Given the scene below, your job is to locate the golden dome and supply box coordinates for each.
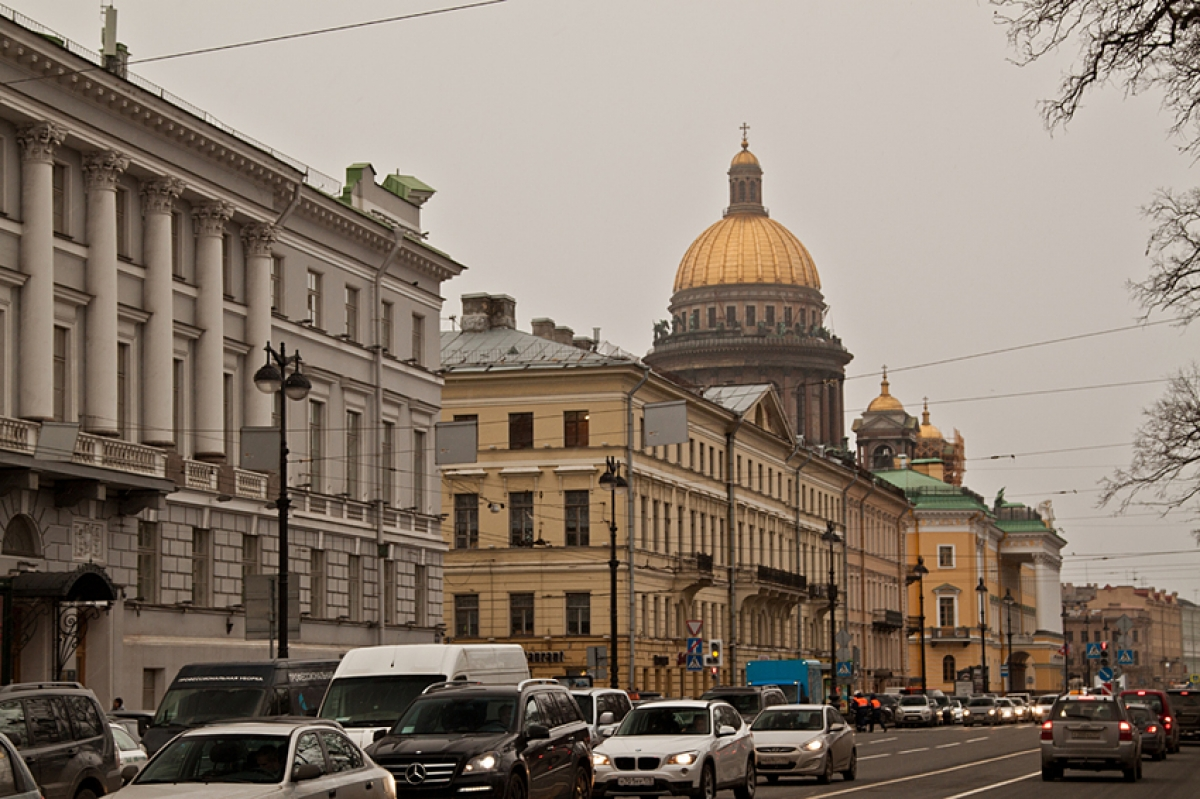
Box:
[918,400,943,440]
[674,214,820,291]
[731,143,760,167]
[867,371,904,413]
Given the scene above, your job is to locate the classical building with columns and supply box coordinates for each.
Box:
[0,11,462,708]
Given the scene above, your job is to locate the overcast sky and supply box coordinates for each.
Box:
[24,0,1200,602]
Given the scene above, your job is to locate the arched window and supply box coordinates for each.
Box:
[872,445,895,471]
[942,655,956,683]
[3,515,41,557]
[737,181,746,202]
[750,181,758,201]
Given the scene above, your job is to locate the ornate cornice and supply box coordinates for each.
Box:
[140,177,185,214]
[193,200,234,237]
[81,150,129,190]
[16,121,66,163]
[240,222,278,257]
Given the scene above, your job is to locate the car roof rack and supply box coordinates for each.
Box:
[421,681,484,694]
[0,682,85,693]
[517,678,564,691]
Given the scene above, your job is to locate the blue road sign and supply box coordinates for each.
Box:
[686,637,702,655]
[1086,642,1103,660]
[1117,649,1134,666]
[1097,666,1114,682]
[1001,666,1009,678]
[686,653,703,672]
[836,661,853,678]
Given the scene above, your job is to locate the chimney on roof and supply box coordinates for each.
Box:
[553,326,574,346]
[531,318,556,341]
[460,293,516,332]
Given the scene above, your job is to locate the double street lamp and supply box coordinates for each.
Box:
[822,521,841,697]
[599,456,627,689]
[908,556,929,693]
[976,578,989,694]
[1002,589,1016,694]
[253,341,312,659]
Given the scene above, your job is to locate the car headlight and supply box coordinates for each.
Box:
[463,752,501,773]
[987,709,995,715]
[802,739,824,752]
[665,751,699,767]
[592,753,611,767]
[963,710,971,716]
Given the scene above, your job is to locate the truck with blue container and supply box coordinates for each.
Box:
[745,658,823,703]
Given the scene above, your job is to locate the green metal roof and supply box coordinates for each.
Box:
[873,469,990,512]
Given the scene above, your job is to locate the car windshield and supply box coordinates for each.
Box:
[319,675,444,728]
[703,694,760,715]
[1037,695,1058,706]
[1169,691,1200,707]
[1123,694,1163,714]
[390,697,516,735]
[751,709,823,732]
[1054,701,1116,721]
[616,707,710,736]
[899,696,927,706]
[1125,705,1153,725]
[967,698,994,707]
[135,733,290,785]
[151,688,265,728]
[571,695,594,724]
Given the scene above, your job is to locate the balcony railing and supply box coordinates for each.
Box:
[757,566,807,591]
[929,626,974,641]
[872,609,904,629]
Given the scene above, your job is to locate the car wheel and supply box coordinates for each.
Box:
[841,748,857,781]
[571,766,592,799]
[1137,757,1143,780]
[1122,763,1138,783]
[733,759,755,799]
[1041,763,1060,781]
[503,773,528,799]
[74,790,99,799]
[692,762,716,799]
[1154,749,1166,761]
[815,755,833,785]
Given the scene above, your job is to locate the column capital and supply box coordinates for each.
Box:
[16,122,66,164]
[81,150,130,191]
[140,177,186,214]
[241,222,279,257]
[193,200,234,237]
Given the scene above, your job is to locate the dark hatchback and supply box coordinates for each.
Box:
[366,679,592,799]
[1166,689,1200,742]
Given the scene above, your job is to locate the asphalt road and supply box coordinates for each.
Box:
[749,722,1199,799]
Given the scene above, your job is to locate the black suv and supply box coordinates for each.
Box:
[700,685,787,725]
[0,682,124,799]
[366,678,592,799]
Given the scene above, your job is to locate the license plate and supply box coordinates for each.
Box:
[758,757,789,766]
[618,777,655,787]
[1072,730,1101,740]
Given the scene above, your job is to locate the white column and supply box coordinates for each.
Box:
[1034,556,1063,633]
[16,122,66,421]
[193,200,233,461]
[139,178,184,447]
[81,151,130,436]
[241,223,277,429]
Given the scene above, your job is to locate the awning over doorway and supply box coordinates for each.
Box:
[11,563,118,603]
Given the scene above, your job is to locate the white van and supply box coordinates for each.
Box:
[317,644,529,746]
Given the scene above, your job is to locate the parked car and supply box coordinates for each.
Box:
[571,687,634,745]
[947,699,964,724]
[894,695,937,727]
[1125,703,1167,761]
[368,678,591,799]
[750,704,856,785]
[110,722,148,773]
[592,699,755,799]
[0,682,125,799]
[1041,694,1141,782]
[0,731,42,799]
[699,685,787,726]
[1030,694,1059,723]
[1166,688,1200,741]
[963,696,1001,727]
[1119,689,1180,754]
[120,717,394,799]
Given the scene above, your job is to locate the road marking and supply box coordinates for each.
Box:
[936,742,961,749]
[898,747,929,754]
[813,748,1038,798]
[965,737,988,743]
[862,736,897,745]
[940,771,1040,798]
[857,753,891,761]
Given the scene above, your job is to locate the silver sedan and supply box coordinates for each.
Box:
[750,704,857,785]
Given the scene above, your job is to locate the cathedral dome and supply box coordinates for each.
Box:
[918,400,943,440]
[867,372,904,413]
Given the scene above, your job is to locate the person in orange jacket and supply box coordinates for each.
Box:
[869,693,885,732]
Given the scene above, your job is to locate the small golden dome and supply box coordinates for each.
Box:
[731,143,760,167]
[867,371,904,413]
[918,399,943,439]
[673,213,820,291]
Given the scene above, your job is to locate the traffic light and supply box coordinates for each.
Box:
[706,639,723,667]
[1100,641,1109,668]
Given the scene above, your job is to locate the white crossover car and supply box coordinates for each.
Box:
[750,704,856,784]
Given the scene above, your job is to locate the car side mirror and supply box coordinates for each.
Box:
[526,723,550,740]
[829,722,845,732]
[373,729,388,743]
[120,764,140,785]
[292,763,324,782]
[598,711,615,725]
[717,725,737,737]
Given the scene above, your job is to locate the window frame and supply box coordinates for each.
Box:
[563,410,589,448]
[937,545,955,569]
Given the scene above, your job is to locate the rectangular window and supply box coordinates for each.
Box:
[726,306,736,326]
[52,163,67,235]
[455,594,479,638]
[745,305,756,327]
[310,550,327,617]
[191,527,210,606]
[413,429,426,511]
[306,270,322,328]
[222,233,233,299]
[344,286,359,342]
[938,545,954,568]
[765,305,775,326]
[115,186,129,258]
[509,412,534,450]
[414,564,427,626]
[381,421,395,506]
[348,555,362,622]
[511,593,534,637]
[241,534,259,580]
[383,560,397,626]
[509,491,534,547]
[345,410,361,498]
[564,410,589,448]
[454,493,479,549]
[137,521,158,602]
[707,307,716,328]
[381,301,394,353]
[566,593,591,635]
[53,326,68,422]
[117,342,130,439]
[309,400,325,492]
[270,255,283,313]
[173,358,185,449]
[171,211,184,280]
[565,490,590,546]
[938,597,955,628]
[142,669,161,714]
[784,307,793,328]
[223,373,235,461]
[412,313,425,366]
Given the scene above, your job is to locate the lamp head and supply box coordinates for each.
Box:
[912,556,929,578]
[254,362,283,394]
[283,369,312,400]
[976,578,987,597]
[1002,588,1015,607]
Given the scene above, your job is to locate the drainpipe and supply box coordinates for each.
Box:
[785,443,813,656]
[372,227,404,644]
[839,470,862,690]
[626,364,651,689]
[273,180,303,227]
[726,414,745,684]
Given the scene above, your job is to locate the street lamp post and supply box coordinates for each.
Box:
[253,341,312,660]
[908,556,929,693]
[822,521,841,699]
[976,578,988,694]
[1002,589,1015,694]
[599,456,628,689]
